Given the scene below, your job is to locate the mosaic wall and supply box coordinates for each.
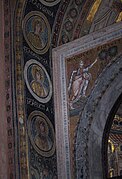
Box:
[3,0,15,178]
[14,0,61,178]
[12,0,122,178]
[67,38,122,178]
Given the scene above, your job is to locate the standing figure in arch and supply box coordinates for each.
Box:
[68,58,97,109]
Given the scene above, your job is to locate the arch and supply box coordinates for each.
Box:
[102,93,122,178]
[75,54,122,179]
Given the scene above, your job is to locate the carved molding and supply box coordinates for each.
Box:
[75,54,122,179]
[53,21,122,179]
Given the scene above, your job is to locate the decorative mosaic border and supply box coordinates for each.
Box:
[14,0,30,178]
[3,0,15,178]
[52,0,95,47]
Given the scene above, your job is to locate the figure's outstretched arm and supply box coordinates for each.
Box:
[84,58,97,71]
[88,58,98,69]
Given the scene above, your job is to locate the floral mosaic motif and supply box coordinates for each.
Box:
[22,11,51,54]
[30,151,57,178]
[28,111,55,157]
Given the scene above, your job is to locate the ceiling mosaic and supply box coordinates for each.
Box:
[52,0,122,47]
[11,0,122,178]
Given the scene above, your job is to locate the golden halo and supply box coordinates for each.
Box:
[35,116,49,136]
[31,17,45,32]
[31,65,44,82]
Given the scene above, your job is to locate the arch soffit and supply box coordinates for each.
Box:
[75,54,122,179]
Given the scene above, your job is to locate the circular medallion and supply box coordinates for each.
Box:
[69,8,78,18]
[22,11,51,54]
[24,59,52,103]
[64,20,73,32]
[62,33,69,44]
[28,111,55,157]
[39,0,60,6]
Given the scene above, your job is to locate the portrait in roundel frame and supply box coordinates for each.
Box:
[24,59,52,103]
[22,11,51,54]
[28,111,55,157]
